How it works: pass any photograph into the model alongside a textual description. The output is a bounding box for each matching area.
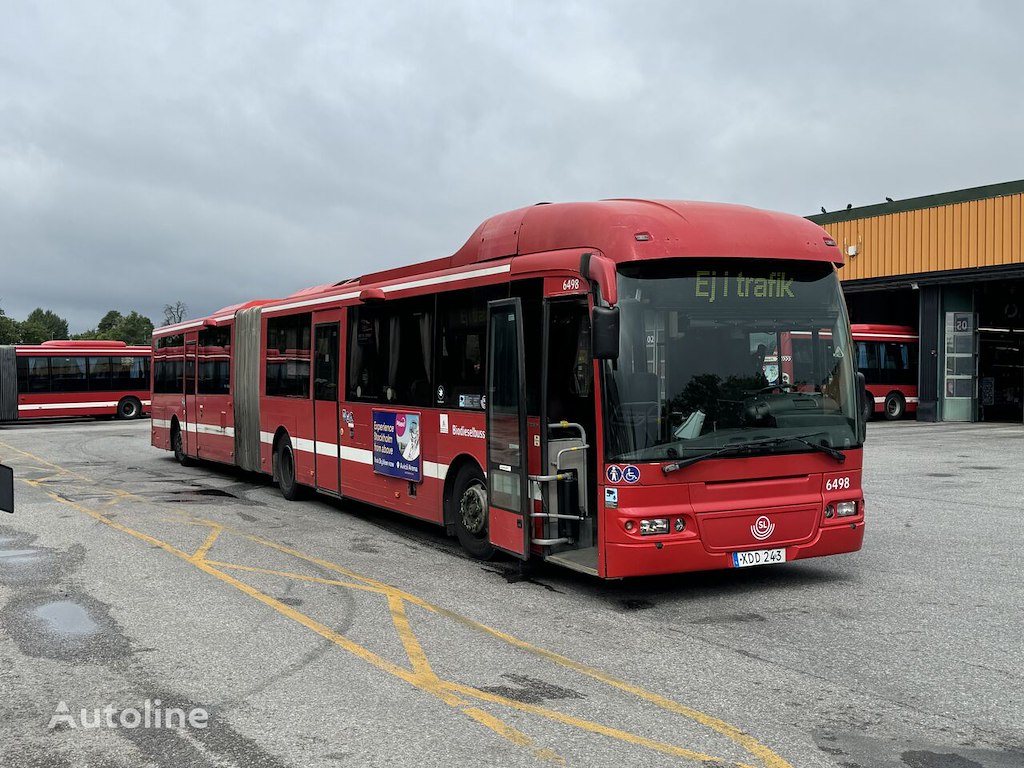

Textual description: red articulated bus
[151,200,866,579]
[0,340,151,421]
[850,325,918,420]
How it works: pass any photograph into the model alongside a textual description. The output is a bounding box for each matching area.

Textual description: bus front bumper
[602,520,864,579]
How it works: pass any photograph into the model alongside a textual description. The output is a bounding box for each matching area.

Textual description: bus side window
[434,285,506,409]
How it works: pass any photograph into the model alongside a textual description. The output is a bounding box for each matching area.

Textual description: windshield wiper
[779,434,846,463]
[661,433,845,475]
[661,437,782,475]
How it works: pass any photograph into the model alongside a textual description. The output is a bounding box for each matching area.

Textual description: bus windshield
[603,258,860,462]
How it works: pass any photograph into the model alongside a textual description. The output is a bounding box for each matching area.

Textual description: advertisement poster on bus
[372,411,421,482]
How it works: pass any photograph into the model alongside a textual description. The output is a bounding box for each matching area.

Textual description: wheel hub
[460,484,487,535]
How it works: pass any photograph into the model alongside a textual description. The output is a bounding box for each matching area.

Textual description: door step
[544,546,598,576]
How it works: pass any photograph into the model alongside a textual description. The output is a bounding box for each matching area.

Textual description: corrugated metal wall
[0,347,17,421]
[823,192,1024,281]
[233,308,262,472]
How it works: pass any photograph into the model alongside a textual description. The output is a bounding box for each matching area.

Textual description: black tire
[116,396,142,420]
[884,391,906,420]
[275,436,302,501]
[171,424,192,466]
[450,463,494,560]
[861,391,874,423]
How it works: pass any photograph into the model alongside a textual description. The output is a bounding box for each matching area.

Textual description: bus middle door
[312,311,342,495]
[184,336,199,457]
[484,298,529,559]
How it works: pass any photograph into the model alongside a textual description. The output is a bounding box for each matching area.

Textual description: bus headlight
[836,501,858,517]
[639,518,669,536]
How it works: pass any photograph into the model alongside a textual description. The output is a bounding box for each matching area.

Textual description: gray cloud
[2,1,1023,330]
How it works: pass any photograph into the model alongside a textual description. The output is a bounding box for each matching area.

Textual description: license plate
[732,548,786,568]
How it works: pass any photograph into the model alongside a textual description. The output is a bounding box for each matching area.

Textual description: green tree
[97,310,124,335]
[108,311,154,345]
[20,308,69,344]
[74,310,154,345]
[0,307,20,344]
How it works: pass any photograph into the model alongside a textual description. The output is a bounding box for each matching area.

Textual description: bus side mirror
[1,463,13,514]
[592,306,620,360]
[855,371,868,441]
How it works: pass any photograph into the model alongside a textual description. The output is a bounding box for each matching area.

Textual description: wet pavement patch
[163,487,238,502]
[479,674,585,705]
[0,526,85,586]
[619,598,655,611]
[0,590,132,661]
[691,611,767,624]
[815,730,1024,768]
[902,750,984,768]
[33,600,99,636]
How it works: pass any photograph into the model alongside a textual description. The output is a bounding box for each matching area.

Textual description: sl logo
[750,515,775,541]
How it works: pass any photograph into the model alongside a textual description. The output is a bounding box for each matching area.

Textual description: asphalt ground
[0,418,1021,768]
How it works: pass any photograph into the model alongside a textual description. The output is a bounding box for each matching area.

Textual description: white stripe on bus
[874,396,919,404]
[19,401,120,411]
[257,431,448,480]
[262,263,512,315]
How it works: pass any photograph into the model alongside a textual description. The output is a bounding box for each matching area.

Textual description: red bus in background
[151,200,867,579]
[851,325,918,420]
[0,340,150,421]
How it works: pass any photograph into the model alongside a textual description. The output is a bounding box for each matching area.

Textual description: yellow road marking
[191,526,222,562]
[202,561,383,595]
[0,440,793,767]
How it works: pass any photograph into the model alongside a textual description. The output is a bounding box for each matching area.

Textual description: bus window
[50,357,87,393]
[434,285,506,409]
[17,357,50,393]
[266,314,311,398]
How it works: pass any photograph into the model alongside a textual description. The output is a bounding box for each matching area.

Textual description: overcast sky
[2,1,1023,332]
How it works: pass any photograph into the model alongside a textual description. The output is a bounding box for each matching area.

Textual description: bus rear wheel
[172,425,191,467]
[451,464,494,560]
[275,436,302,501]
[884,392,906,420]
[116,396,142,420]
[861,391,874,423]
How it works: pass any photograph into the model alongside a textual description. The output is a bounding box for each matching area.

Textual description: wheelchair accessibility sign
[606,464,640,484]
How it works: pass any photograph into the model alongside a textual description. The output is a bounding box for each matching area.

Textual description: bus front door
[312,314,342,495]
[485,298,529,559]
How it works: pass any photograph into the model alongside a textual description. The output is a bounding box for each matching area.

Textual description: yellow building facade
[810,180,1024,422]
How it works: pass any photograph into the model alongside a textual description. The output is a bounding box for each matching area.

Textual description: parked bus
[0,340,150,421]
[850,324,918,420]
[151,200,866,578]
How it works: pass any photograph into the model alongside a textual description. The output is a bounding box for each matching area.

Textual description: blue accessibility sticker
[622,465,641,484]
[605,465,623,484]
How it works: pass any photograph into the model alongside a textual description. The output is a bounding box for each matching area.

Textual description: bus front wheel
[451,464,494,560]
[884,392,906,420]
[275,436,302,501]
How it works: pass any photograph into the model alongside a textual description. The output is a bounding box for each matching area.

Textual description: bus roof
[16,341,150,354]
[155,199,842,335]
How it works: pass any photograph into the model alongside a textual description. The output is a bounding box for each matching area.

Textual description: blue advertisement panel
[372,410,421,482]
